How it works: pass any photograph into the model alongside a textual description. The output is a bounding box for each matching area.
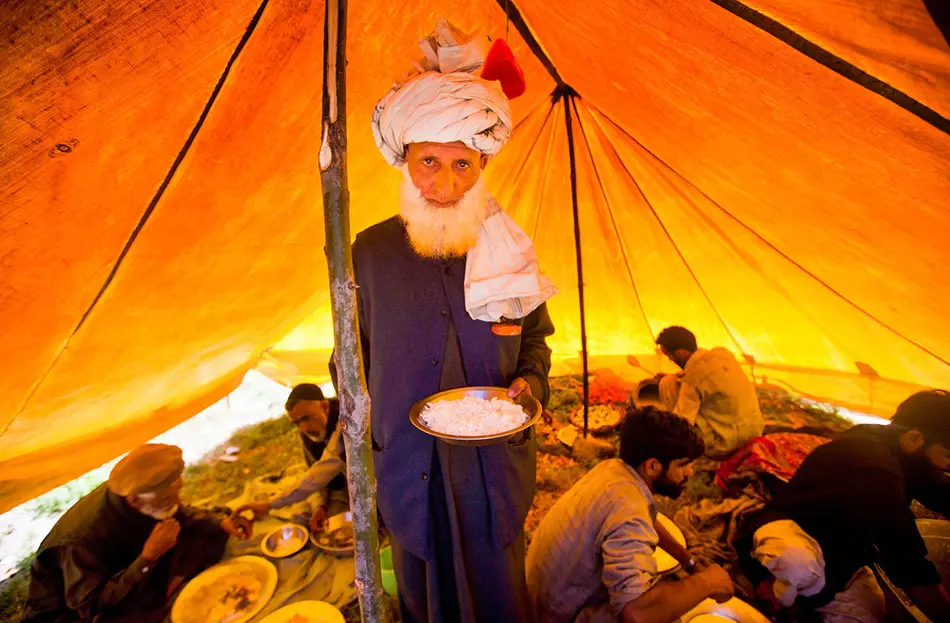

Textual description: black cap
[892,390,950,442]
[286,383,325,411]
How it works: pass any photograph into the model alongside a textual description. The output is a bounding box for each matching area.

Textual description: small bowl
[310,511,356,557]
[261,523,309,558]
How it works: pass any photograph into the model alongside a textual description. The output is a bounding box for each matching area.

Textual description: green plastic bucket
[379,545,398,596]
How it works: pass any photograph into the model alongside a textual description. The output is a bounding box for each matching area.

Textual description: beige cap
[108,444,184,497]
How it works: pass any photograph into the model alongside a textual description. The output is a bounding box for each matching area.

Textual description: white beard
[140,503,179,520]
[398,168,490,258]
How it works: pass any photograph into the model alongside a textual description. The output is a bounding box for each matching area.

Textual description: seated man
[21,444,253,623]
[736,390,950,623]
[527,407,735,623]
[656,326,764,458]
[235,383,348,533]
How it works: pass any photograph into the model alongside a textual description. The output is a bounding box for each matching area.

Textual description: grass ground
[0,374,859,622]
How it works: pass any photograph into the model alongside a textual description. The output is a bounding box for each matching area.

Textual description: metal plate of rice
[409,387,542,446]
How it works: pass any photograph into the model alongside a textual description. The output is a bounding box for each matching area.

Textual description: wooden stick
[320,0,388,619]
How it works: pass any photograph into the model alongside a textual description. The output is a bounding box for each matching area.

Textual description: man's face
[660,346,691,370]
[288,399,330,442]
[405,142,488,206]
[653,458,694,499]
[130,476,182,520]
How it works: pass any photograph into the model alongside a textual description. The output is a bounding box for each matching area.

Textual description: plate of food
[569,403,625,435]
[257,600,345,623]
[171,555,277,623]
[261,523,309,558]
[681,597,770,623]
[409,386,542,446]
[654,512,687,575]
[310,511,355,557]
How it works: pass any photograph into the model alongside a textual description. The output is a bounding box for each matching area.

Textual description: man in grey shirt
[527,407,735,623]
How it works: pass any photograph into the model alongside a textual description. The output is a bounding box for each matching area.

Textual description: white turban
[371,20,512,166]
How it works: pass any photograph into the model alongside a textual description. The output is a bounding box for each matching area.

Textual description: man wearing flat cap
[736,389,950,622]
[21,444,254,623]
[330,19,555,623]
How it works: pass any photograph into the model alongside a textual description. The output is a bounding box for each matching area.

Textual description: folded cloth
[464,197,557,322]
[752,519,826,607]
[372,19,511,167]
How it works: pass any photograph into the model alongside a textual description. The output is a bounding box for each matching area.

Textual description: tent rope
[591,104,950,369]
[570,97,655,343]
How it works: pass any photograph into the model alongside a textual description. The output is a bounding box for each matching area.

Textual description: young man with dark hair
[655,326,763,458]
[527,407,735,623]
[736,390,950,623]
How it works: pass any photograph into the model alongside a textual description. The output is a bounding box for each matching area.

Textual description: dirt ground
[0,373,858,622]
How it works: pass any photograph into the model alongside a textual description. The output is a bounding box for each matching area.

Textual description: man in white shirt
[656,326,764,458]
[527,407,735,623]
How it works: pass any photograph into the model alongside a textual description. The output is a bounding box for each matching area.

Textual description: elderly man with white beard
[21,444,255,623]
[330,19,556,623]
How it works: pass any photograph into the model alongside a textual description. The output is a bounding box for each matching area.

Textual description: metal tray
[409,386,542,446]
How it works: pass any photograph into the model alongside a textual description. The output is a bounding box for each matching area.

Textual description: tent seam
[2,0,274,439]
[570,98,655,343]
[591,104,950,369]
[585,109,747,355]
[707,0,950,135]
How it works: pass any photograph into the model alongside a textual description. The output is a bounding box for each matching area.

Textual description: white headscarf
[371,18,512,167]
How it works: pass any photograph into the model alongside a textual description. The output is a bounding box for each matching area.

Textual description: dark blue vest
[351,217,549,559]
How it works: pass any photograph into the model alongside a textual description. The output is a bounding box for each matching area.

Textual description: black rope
[559,87,590,437]
[582,103,747,356]
[708,0,949,135]
[491,0,565,87]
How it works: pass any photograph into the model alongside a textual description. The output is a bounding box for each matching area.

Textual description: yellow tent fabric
[1,0,948,513]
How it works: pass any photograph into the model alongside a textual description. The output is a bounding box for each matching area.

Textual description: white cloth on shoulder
[464,198,557,322]
[752,519,827,606]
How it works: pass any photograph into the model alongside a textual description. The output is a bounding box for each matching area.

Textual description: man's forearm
[621,575,712,623]
[655,519,692,570]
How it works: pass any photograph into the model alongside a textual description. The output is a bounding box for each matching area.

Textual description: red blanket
[715,433,830,489]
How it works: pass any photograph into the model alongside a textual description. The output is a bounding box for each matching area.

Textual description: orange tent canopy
[1,0,948,512]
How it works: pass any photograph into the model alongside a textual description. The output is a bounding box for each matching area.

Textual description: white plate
[654,512,686,574]
[257,600,345,623]
[682,598,771,623]
[171,555,278,623]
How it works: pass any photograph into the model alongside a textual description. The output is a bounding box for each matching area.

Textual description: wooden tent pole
[560,88,590,437]
[320,0,388,620]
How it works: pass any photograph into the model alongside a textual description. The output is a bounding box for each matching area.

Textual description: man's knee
[817,567,886,623]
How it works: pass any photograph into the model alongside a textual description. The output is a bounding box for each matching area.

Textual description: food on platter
[178,569,262,623]
[317,524,355,549]
[420,396,528,436]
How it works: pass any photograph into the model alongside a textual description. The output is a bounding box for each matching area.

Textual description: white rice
[420,396,528,436]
